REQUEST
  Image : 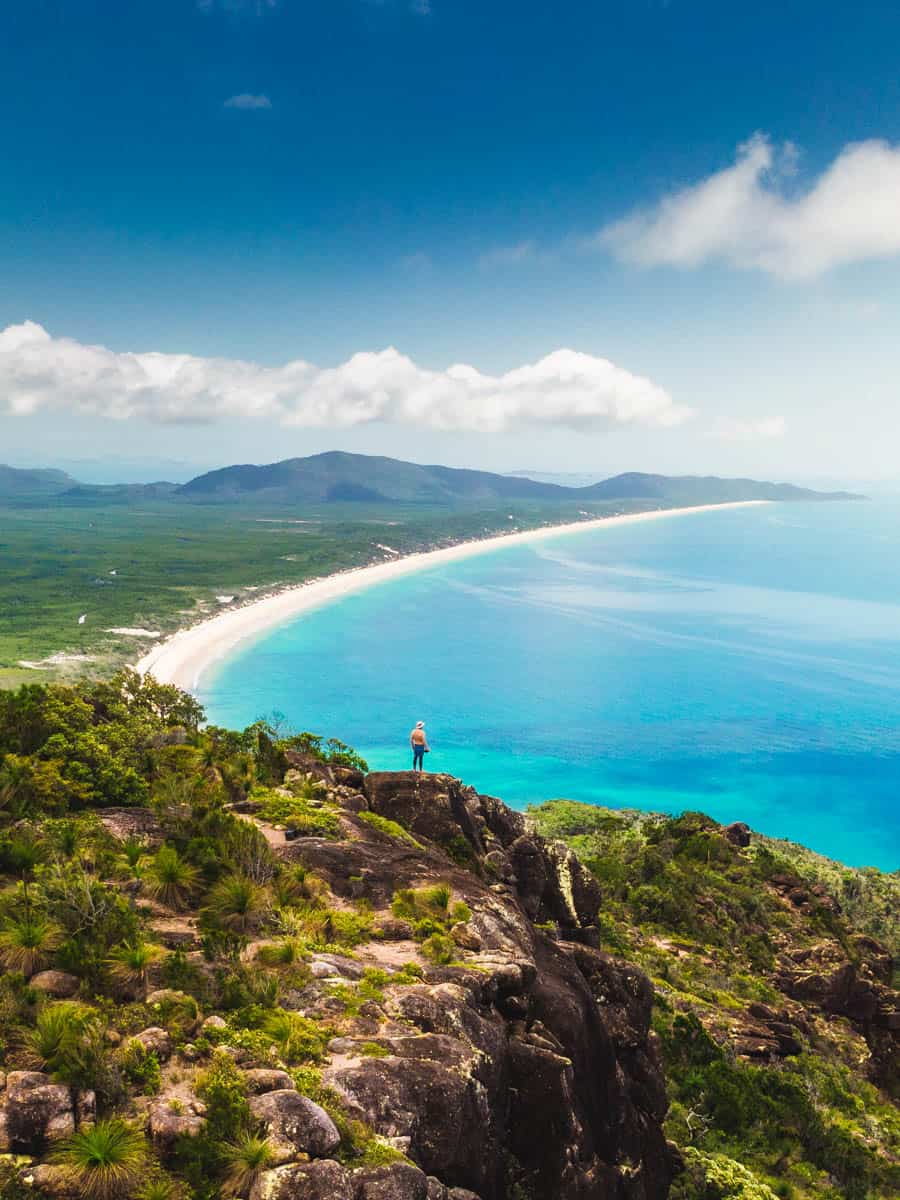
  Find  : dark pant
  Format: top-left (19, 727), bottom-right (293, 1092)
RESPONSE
top-left (413, 744), bottom-right (425, 770)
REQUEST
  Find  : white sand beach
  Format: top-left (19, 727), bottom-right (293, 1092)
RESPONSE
top-left (136, 501), bottom-right (767, 692)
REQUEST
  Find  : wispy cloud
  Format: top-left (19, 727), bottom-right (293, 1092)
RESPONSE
top-left (410, 0), bottom-right (432, 13)
top-left (224, 93), bottom-right (272, 110)
top-left (597, 134), bottom-right (900, 280)
top-left (478, 240), bottom-right (540, 269)
top-left (708, 416), bottom-right (787, 441)
top-left (0, 322), bottom-right (693, 435)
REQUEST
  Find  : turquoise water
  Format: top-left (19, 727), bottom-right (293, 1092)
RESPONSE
top-left (201, 502), bottom-right (900, 871)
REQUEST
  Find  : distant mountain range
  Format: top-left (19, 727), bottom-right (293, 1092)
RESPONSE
top-left (176, 452), bottom-right (863, 505)
top-left (0, 464), bottom-right (77, 497)
top-left (0, 452), bottom-right (864, 505)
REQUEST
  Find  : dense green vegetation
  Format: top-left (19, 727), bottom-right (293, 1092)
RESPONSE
top-left (0, 494), bottom-right (650, 683)
top-left (530, 801), bottom-right (900, 1200)
top-left (0, 676), bottom-right (896, 1200)
top-left (0, 673), bottom-right (434, 1199)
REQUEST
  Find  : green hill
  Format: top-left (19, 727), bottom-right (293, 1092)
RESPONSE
top-left (178, 453), bottom-right (862, 506)
top-left (0, 464), bottom-right (77, 498)
top-left (582, 472), bottom-right (860, 504)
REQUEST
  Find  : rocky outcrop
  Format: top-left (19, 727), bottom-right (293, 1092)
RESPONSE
top-left (0, 1071), bottom-right (95, 1154)
top-left (280, 771), bottom-right (676, 1199)
top-left (723, 822), bottom-right (751, 848)
top-left (249, 1090), bottom-right (342, 1164)
top-left (147, 1094), bottom-right (207, 1153)
top-left (775, 935), bottom-right (899, 1092)
top-left (250, 1160), bottom-right (352, 1200)
top-left (96, 806), bottom-right (163, 846)
top-left (131, 1026), bottom-right (174, 1061)
top-left (243, 1068), bottom-right (297, 1095)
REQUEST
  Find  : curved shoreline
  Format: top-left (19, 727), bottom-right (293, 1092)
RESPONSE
top-left (136, 501), bottom-right (768, 693)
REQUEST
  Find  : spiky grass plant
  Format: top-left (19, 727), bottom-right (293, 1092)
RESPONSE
top-left (106, 940), bottom-right (165, 998)
top-left (25, 1001), bottom-right (105, 1086)
top-left (0, 913), bottom-right (62, 976)
top-left (255, 937), bottom-right (307, 968)
top-left (135, 1180), bottom-right (181, 1200)
top-left (142, 846), bottom-right (200, 911)
top-left (261, 1010), bottom-right (329, 1064)
top-left (202, 874), bottom-right (267, 935)
top-left (220, 1134), bottom-right (275, 1197)
top-left (51, 1119), bottom-right (147, 1200)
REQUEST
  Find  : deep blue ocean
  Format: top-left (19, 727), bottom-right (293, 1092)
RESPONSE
top-left (201, 502), bottom-right (900, 871)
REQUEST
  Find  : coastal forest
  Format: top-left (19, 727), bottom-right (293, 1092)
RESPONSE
top-left (0, 672), bottom-right (897, 1200)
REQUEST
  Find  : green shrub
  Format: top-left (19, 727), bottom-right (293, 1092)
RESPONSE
top-left (679, 1148), bottom-right (780, 1200)
top-left (201, 874), bottom-right (268, 936)
top-left (359, 1041), bottom-right (389, 1057)
top-left (196, 1052), bottom-right (252, 1142)
top-left (390, 884), bottom-right (471, 960)
top-left (120, 1039), bottom-right (162, 1095)
top-left (357, 812), bottom-right (422, 847)
top-left (250, 787), bottom-right (341, 839)
top-left (391, 883), bottom-right (451, 922)
top-left (261, 1010), bottom-right (331, 1064)
top-left (421, 933), bottom-right (455, 965)
top-left (106, 940), bottom-right (166, 1000)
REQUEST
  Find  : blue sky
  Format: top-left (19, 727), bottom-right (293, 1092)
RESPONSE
top-left (2, 0), bottom-right (900, 481)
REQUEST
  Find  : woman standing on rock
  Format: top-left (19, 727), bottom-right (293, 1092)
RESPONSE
top-left (410, 721), bottom-right (430, 772)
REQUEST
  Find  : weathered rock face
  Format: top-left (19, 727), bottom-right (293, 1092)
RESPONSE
top-left (243, 1068), bottom-right (297, 1095)
top-left (249, 1159), bottom-right (351, 1200)
top-left (147, 1094), bottom-right (207, 1153)
top-left (0, 1071), bottom-right (95, 1154)
top-left (284, 772), bottom-right (675, 1200)
top-left (131, 1026), bottom-right (174, 1061)
top-left (28, 970), bottom-right (80, 998)
top-left (775, 936), bottom-right (900, 1093)
top-left (249, 1090), bottom-right (342, 1164)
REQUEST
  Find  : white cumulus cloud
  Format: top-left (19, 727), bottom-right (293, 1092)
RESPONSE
top-left (0, 322), bottom-right (692, 434)
top-left (597, 134), bottom-right (900, 279)
top-left (224, 93), bottom-right (272, 110)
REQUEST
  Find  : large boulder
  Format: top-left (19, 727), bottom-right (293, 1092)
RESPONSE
top-left (19, 1164), bottom-right (81, 1199)
top-left (353, 1164), bottom-right (432, 1199)
top-left (249, 1160), bottom-right (350, 1200)
top-left (243, 1068), bottom-right (297, 1095)
top-left (29, 971), bottom-right (80, 999)
top-left (131, 1026), bottom-right (174, 1061)
top-left (724, 821), bottom-right (751, 848)
top-left (0, 1071), bottom-right (95, 1154)
top-left (148, 1094), bottom-right (207, 1152)
top-left (249, 1090), bottom-right (341, 1164)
